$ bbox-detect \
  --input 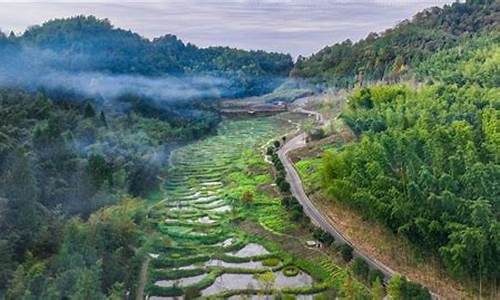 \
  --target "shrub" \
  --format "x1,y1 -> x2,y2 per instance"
368,269 -> 385,286
273,140 -> 281,148
351,257 -> 369,281
282,196 -> 305,221
312,228 -> 335,246
283,266 -> 300,277
184,286 -> 200,300
314,288 -> 337,300
262,257 -> 281,267
278,180 -> 291,193
290,209 -> 304,222
371,277 -> 385,300
266,146 -> 275,156
339,244 -> 353,262
282,196 -> 298,208
388,275 -> 431,300
404,280 -> 431,300
241,191 -> 253,204
281,196 -> 292,207
276,175 -> 286,187
275,294 -> 296,300
309,128 -> 325,140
